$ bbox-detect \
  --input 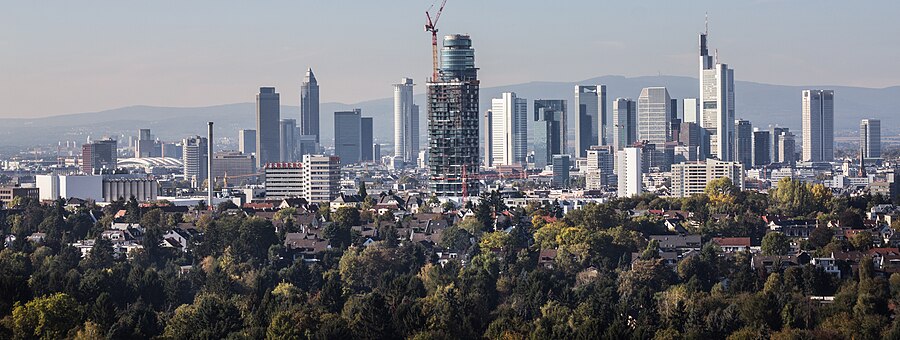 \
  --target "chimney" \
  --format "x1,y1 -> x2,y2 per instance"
208,122 -> 214,210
